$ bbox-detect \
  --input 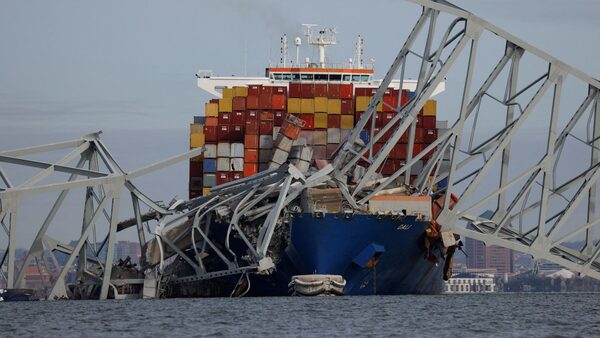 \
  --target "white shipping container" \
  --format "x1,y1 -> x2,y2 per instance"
231,158 -> 244,171
259,135 -> 274,149
273,127 -> 281,139
327,128 -> 341,144
217,158 -> 230,171
204,144 -> 217,158
274,134 -> 294,152
217,142 -> 231,157
271,147 -> 289,164
230,143 -> 244,158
